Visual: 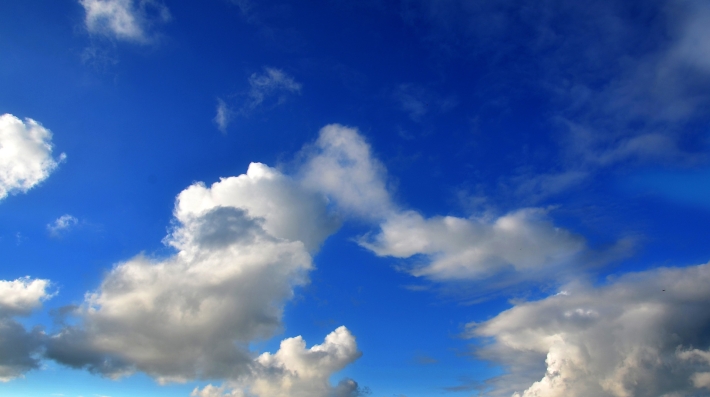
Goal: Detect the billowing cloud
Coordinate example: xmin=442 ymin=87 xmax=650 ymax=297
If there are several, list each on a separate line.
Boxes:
xmin=0 ymin=277 xmax=51 ymax=382
xmin=193 ymin=326 xmax=362 ymax=397
xmin=469 ymin=262 xmax=710 ymax=397
xmin=47 ymin=215 xmax=79 ymax=237
xmin=300 ymin=124 xmax=394 ymax=220
xmin=46 ymin=163 xmax=341 ymax=383
xmin=360 ymin=208 xmax=587 ymax=281
xmin=79 ymin=0 xmax=170 ymax=43
xmin=0 ymin=114 xmax=64 ymax=201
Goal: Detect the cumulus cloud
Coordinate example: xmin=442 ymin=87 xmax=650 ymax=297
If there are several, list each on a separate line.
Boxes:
xmin=192 ymin=326 xmax=363 ymax=397
xmin=0 ymin=277 xmax=51 ymax=382
xmin=360 ymin=208 xmax=587 ymax=281
xmin=47 ymin=215 xmax=79 ymax=237
xmin=79 ymin=0 xmax=171 ymax=43
xmin=0 ymin=114 xmax=64 ymax=201
xmin=300 ymin=124 xmax=394 ymax=219
xmin=469 ymin=262 xmax=710 ymax=397
xmin=46 ymin=163 xmax=341 ymax=383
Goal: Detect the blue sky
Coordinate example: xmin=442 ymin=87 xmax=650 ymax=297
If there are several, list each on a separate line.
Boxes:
xmin=1 ymin=0 xmax=710 ymax=396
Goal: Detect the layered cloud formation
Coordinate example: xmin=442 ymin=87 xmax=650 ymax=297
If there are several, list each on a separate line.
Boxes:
xmin=0 ymin=277 xmax=51 ymax=382
xmin=0 ymin=114 xmax=64 ymax=201
xmin=470 ymin=262 xmax=710 ymax=397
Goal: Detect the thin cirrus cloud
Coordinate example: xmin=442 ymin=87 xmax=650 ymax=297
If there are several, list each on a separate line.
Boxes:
xmin=0 ymin=277 xmax=51 ymax=382
xmin=468 ymin=262 xmax=710 ymax=397
xmin=45 ymin=161 xmax=358 ymax=394
xmin=215 ymin=68 xmax=302 ymax=132
xmin=0 ymin=114 xmax=65 ymax=201
xmin=78 ymin=0 xmax=171 ymax=43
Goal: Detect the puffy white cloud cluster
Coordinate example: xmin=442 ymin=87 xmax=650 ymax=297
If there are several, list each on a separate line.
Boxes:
xmin=0 ymin=277 xmax=51 ymax=382
xmin=79 ymin=0 xmax=170 ymax=43
xmin=0 ymin=114 xmax=64 ymax=201
xmin=470 ymin=262 xmax=710 ymax=397
xmin=47 ymin=214 xmax=79 ymax=236
xmin=46 ymin=163 xmax=341 ymax=382
xmin=192 ymin=326 xmax=362 ymax=397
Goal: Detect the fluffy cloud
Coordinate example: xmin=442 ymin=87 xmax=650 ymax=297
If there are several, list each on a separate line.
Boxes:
xmin=0 ymin=114 xmax=64 ymax=201
xmin=192 ymin=326 xmax=362 ymax=397
xmin=300 ymin=124 xmax=394 ymax=219
xmin=79 ymin=0 xmax=170 ymax=43
xmin=46 ymin=163 xmax=341 ymax=383
xmin=47 ymin=215 xmax=79 ymax=237
xmin=469 ymin=262 xmax=710 ymax=397
xmin=360 ymin=208 xmax=587 ymax=281
xmin=0 ymin=277 xmax=51 ymax=382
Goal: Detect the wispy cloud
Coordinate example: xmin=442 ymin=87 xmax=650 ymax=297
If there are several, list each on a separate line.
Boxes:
xmin=214 ymin=68 xmax=302 ymax=132
xmin=78 ymin=0 xmax=171 ymax=43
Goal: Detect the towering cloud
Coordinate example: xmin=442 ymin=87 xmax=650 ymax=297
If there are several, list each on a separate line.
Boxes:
xmin=0 ymin=114 xmax=64 ymax=201
xmin=46 ymin=163 xmax=346 ymax=384
xmin=470 ymin=262 xmax=710 ymax=397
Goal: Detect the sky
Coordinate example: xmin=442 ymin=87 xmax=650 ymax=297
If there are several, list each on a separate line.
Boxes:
xmin=1 ymin=0 xmax=710 ymax=396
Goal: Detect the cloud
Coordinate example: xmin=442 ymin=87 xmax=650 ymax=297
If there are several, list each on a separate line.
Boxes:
xmin=393 ymin=84 xmax=457 ymax=122
xmin=215 ymin=68 xmax=302 ymax=132
xmin=214 ymin=98 xmax=232 ymax=134
xmin=0 ymin=277 xmax=51 ymax=317
xmin=360 ymin=208 xmax=588 ymax=281
xmin=469 ymin=262 xmax=710 ymax=397
xmin=79 ymin=0 xmax=171 ymax=43
xmin=46 ymin=163 xmax=341 ymax=383
xmin=245 ymin=68 xmax=302 ymax=111
xmin=0 ymin=277 xmax=51 ymax=382
xmin=0 ymin=114 xmax=64 ymax=201
xmin=192 ymin=326 xmax=363 ymax=397
xmin=47 ymin=215 xmax=80 ymax=237
xmin=299 ymin=124 xmax=394 ymax=220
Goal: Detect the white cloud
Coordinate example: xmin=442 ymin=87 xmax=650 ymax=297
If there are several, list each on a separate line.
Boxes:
xmin=47 ymin=215 xmax=80 ymax=237
xmin=0 ymin=277 xmax=51 ymax=382
xmin=300 ymin=124 xmax=394 ymax=220
xmin=46 ymin=163 xmax=341 ymax=382
xmin=214 ymin=98 xmax=232 ymax=134
xmin=0 ymin=277 xmax=51 ymax=317
xmin=79 ymin=0 xmax=170 ymax=43
xmin=192 ymin=326 xmax=362 ymax=397
xmin=0 ymin=114 xmax=64 ymax=201
xmin=245 ymin=68 xmax=302 ymax=111
xmin=360 ymin=208 xmax=587 ymax=281
xmin=469 ymin=262 xmax=710 ymax=397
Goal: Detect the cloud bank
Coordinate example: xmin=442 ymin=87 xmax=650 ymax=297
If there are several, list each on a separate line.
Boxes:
xmin=0 ymin=114 xmax=64 ymax=201
xmin=470 ymin=262 xmax=710 ymax=397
